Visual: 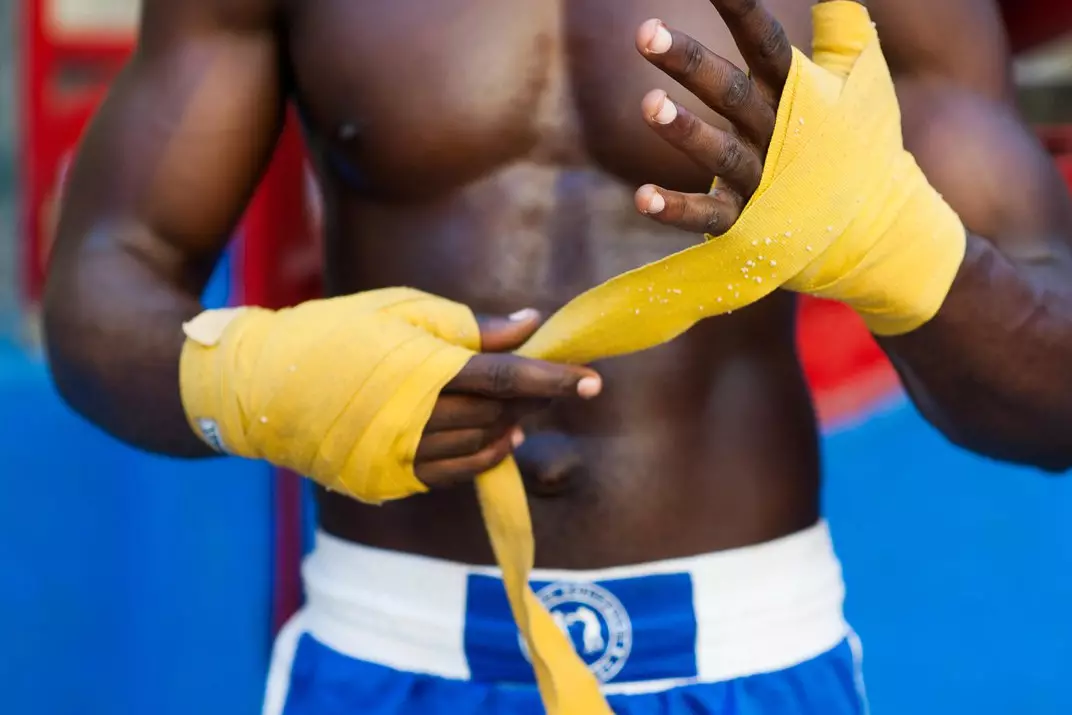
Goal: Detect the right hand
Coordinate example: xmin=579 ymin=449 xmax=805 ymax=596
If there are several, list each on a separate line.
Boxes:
xmin=415 ymin=309 xmax=602 ymax=488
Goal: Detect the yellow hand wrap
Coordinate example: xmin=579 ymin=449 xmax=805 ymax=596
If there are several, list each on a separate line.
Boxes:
xmin=180 ymin=4 xmax=965 ymax=714
xmin=179 ymin=288 xmax=480 ymax=502
xmin=711 ymin=1 xmax=967 ymax=336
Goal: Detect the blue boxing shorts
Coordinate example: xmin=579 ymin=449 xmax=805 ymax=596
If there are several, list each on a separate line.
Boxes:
xmin=262 ymin=521 xmax=868 ymax=715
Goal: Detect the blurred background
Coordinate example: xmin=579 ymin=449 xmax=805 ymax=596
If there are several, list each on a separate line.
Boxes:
xmin=1 ymin=2 xmax=1071 ymax=714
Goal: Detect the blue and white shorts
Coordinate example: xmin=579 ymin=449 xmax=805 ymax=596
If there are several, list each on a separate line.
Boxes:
xmin=263 ymin=521 xmax=867 ymax=714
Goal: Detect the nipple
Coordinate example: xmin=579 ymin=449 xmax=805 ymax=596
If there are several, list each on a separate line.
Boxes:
xmin=514 ymin=431 xmax=586 ymax=497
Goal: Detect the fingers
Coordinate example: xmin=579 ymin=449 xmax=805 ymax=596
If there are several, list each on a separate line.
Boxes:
xmin=418 ymin=394 xmax=550 ymax=488
xmin=704 ymin=0 xmax=793 ymax=91
xmin=425 ymin=394 xmax=549 ymax=431
xmin=637 ymin=20 xmax=776 ymax=148
xmin=414 ymin=431 xmax=517 ymax=489
xmin=813 ymin=0 xmax=876 ymax=79
xmin=641 ymin=89 xmax=763 ymax=198
xmin=445 ymin=353 xmax=602 ymax=401
xmin=476 ymin=308 xmax=542 ymax=352
xmin=416 ymin=424 xmax=524 ymax=462
xmin=420 ymin=345 xmax=601 ymax=490
xmin=425 ymin=394 xmax=505 ymax=431
xmin=635 ymin=19 xmax=766 ymax=237
xmin=635 ymin=184 xmax=742 ymax=236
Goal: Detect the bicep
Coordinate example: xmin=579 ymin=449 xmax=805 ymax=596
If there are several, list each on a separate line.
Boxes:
xmin=870 ymin=0 xmax=1072 ymax=254
xmin=868 ymin=0 xmax=1012 ymax=102
xmin=52 ymin=0 xmax=284 ymax=287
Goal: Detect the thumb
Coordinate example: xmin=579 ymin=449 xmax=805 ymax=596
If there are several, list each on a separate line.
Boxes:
xmin=812 ymin=1 xmax=877 ymax=79
xmin=477 ymin=308 xmax=543 ymax=352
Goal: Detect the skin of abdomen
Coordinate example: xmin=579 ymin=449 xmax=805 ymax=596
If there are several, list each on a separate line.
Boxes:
xmin=286 ymin=0 xmax=822 ymax=568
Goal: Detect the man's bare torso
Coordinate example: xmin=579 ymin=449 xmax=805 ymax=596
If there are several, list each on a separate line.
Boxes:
xmin=287 ymin=0 xmax=822 ymax=568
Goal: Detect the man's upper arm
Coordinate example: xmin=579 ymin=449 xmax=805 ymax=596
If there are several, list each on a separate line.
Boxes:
xmin=52 ymin=0 xmax=284 ymax=285
xmin=868 ymin=0 xmax=1012 ymax=102
xmin=868 ymin=0 xmax=1072 ymax=253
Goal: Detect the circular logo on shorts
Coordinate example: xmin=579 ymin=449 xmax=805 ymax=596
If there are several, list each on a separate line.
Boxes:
xmin=519 ymin=582 xmax=633 ymax=683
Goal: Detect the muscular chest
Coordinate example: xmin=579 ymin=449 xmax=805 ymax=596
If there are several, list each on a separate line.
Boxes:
xmin=285 ymin=0 xmax=813 ymax=198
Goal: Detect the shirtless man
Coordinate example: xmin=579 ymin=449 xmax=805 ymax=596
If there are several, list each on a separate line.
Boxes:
xmin=43 ymin=0 xmax=1072 ymax=712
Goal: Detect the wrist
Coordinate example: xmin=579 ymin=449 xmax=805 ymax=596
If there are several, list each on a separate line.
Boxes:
xmin=851 ymin=182 xmax=967 ymax=336
xmin=179 ymin=305 xmax=275 ymax=456
xmin=783 ymin=154 xmax=967 ymax=336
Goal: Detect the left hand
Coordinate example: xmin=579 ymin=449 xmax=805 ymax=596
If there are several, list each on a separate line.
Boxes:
xmin=632 ymin=0 xmax=795 ymax=236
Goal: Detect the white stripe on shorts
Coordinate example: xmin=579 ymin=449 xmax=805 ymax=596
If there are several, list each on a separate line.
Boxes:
xmin=263 ymin=520 xmax=849 ymax=699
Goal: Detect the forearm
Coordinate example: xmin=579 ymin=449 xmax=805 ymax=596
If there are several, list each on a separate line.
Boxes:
xmin=860 ymin=69 xmax=1072 ymax=471
xmin=43 ymin=225 xmax=216 ymax=458
xmin=881 ymin=234 xmax=1072 ymax=471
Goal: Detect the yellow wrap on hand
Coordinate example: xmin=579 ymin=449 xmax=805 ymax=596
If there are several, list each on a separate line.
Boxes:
xmin=179 ymin=288 xmax=480 ymax=502
xmin=710 ymin=1 xmax=967 ymax=336
xmin=180 ymin=4 xmax=966 ymax=714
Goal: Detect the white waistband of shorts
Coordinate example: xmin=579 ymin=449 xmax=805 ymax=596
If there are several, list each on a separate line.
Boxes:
xmin=299 ymin=521 xmax=848 ymax=691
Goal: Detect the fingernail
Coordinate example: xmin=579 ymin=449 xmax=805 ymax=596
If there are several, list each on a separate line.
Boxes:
xmin=577 ymin=376 xmax=603 ymax=399
xmin=652 ymin=93 xmax=677 ymax=125
xmin=648 ymin=23 xmax=673 ymax=54
xmin=646 ymin=191 xmax=665 ymax=214
xmin=509 ymin=308 xmax=539 ymax=322
xmin=511 ymin=428 xmax=526 ymax=448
